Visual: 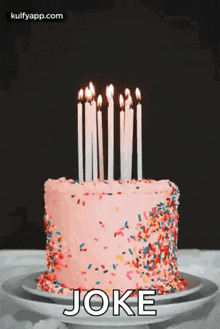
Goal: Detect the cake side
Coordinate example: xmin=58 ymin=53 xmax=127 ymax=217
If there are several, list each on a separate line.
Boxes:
xmin=37 ymin=179 xmax=187 ymax=296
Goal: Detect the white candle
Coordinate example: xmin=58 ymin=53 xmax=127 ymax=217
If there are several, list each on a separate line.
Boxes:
xmin=119 ymin=94 xmax=125 ymax=182
xmin=122 ymin=89 xmax=129 ymax=182
xmin=136 ymin=88 xmax=142 ymax=181
xmin=90 ymin=82 xmax=98 ymax=182
xmin=77 ymin=89 xmax=84 ymax=182
xmin=107 ymin=85 xmax=114 ymax=181
xmin=123 ymin=90 xmax=132 ymax=182
xmin=85 ymin=87 xmax=92 ymax=181
xmin=97 ymin=95 xmax=104 ymax=181
xmin=124 ymin=88 xmax=130 ymax=128
xmin=128 ymin=107 xmax=134 ymax=181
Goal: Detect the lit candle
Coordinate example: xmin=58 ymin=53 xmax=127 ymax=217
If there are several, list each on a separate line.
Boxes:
xmin=89 ymin=82 xmax=98 ymax=182
xmin=124 ymin=88 xmax=130 ymax=134
xmin=107 ymin=85 xmax=114 ymax=181
xmin=119 ymin=94 xmax=125 ymax=182
xmin=97 ymin=95 xmax=104 ymax=181
xmin=136 ymin=88 xmax=142 ymax=181
xmin=123 ymin=89 xmax=131 ymax=182
xmin=85 ymin=87 xmax=92 ymax=181
xmin=127 ymin=95 xmax=134 ymax=181
xmin=77 ymin=89 xmax=84 ymax=182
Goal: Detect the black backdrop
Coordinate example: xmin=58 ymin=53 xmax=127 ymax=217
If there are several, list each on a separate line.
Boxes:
xmin=0 ymin=0 xmax=220 ymax=250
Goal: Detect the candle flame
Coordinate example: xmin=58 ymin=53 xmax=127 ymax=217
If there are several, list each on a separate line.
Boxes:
xmin=109 ymin=84 xmax=114 ymax=96
xmin=135 ymin=88 xmax=141 ymax=100
xmin=97 ymin=95 xmax=102 ymax=107
xmin=119 ymin=94 xmax=124 ymax=108
xmin=125 ymin=88 xmax=130 ymax=97
xmin=106 ymin=84 xmax=114 ymax=99
xmin=85 ymin=87 xmax=92 ymax=101
xmin=78 ymin=89 xmax=83 ymax=100
xmin=128 ymin=94 xmax=133 ymax=105
xmin=89 ymin=82 xmax=95 ymax=97
xmin=106 ymin=86 xmax=111 ymax=99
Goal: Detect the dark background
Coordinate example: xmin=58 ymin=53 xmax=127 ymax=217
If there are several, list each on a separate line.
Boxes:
xmin=0 ymin=0 xmax=219 ymax=250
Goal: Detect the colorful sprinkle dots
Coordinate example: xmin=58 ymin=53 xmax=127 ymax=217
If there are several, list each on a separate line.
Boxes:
xmin=129 ymin=248 xmax=133 ymax=255
xmin=138 ymin=214 xmax=141 ymax=221
xmin=94 ymin=238 xmax=98 ymax=241
xmin=77 ymin=199 xmax=80 ymax=204
xmin=96 ymin=281 xmax=100 ymax=284
xmin=126 ymin=271 xmax=133 ymax=280
xmin=80 ymin=243 xmax=84 ymax=248
xmin=88 ymin=264 xmax=92 ymax=269
xmin=82 ymin=201 xmax=85 ymax=206
xmin=113 ymin=264 xmax=116 ymax=269
xmin=125 ymin=221 xmax=129 ymax=228
xmin=116 ymin=255 xmax=124 ymax=262
xmin=116 ymin=207 xmax=119 ymax=211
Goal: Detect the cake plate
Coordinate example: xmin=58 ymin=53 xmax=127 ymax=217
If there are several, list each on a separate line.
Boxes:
xmin=21 ymin=271 xmax=203 ymax=304
xmin=2 ymin=272 xmax=218 ymax=329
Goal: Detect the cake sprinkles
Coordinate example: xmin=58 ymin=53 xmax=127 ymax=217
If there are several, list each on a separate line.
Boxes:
xmin=37 ymin=178 xmax=188 ymax=297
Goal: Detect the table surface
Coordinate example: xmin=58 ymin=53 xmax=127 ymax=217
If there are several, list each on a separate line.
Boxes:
xmin=0 ymin=249 xmax=220 ymax=329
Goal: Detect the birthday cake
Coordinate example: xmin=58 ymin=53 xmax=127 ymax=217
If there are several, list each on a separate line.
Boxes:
xmin=37 ymin=177 xmax=187 ymax=297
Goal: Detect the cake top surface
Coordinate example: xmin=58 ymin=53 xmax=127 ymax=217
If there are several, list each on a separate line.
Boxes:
xmin=45 ymin=178 xmax=179 ymax=197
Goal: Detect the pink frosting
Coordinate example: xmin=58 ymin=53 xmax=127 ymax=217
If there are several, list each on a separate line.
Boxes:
xmin=40 ymin=178 xmax=184 ymax=296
